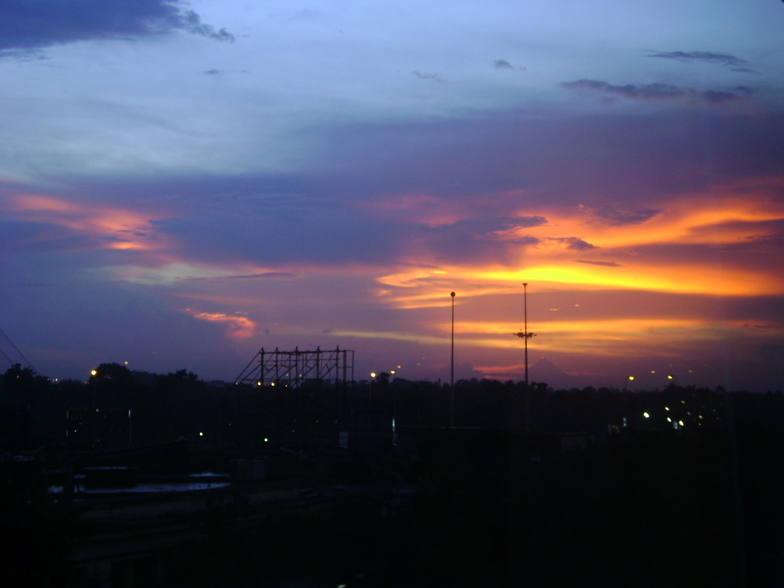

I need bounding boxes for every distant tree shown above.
[1,363,49,401]
[87,362,134,410]
[2,363,36,395]
[376,372,390,390]
[159,369,199,385]
[89,362,133,383]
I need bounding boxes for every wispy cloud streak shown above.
[648,50,753,72]
[563,79,753,105]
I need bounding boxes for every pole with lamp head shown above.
[513,283,536,432]
[450,291,455,428]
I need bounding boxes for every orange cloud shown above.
[376,184,784,307]
[7,193,168,252]
[186,310,258,340]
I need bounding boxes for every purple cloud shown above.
[596,208,661,226]
[0,0,233,52]
[548,237,597,251]
[563,80,686,100]
[563,79,753,106]
[648,51,753,73]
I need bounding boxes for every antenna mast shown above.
[513,283,536,386]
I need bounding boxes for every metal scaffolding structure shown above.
[234,346,354,390]
[226,347,356,450]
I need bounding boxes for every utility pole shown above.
[513,283,536,432]
[514,283,536,386]
[450,291,455,428]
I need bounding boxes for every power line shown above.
[0,326,36,372]
[0,347,15,368]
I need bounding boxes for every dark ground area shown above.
[1,364,782,586]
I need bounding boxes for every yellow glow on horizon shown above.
[476,263,777,296]
[378,256,778,308]
[330,329,448,346]
[326,315,783,361]
[380,285,517,309]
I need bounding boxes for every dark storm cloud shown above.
[648,51,753,73]
[548,237,597,251]
[562,79,752,105]
[0,0,234,52]
[595,208,661,226]
[493,59,513,70]
[575,260,621,267]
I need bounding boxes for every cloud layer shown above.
[1,0,783,390]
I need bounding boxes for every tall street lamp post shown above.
[514,283,536,433]
[624,375,634,427]
[514,283,536,386]
[450,291,455,428]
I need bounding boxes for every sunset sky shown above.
[2,0,783,391]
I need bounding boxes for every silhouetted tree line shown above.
[2,361,784,586]
[0,362,758,452]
